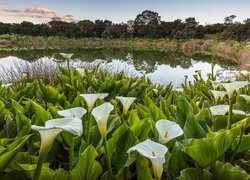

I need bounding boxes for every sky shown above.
[0,0,249,24]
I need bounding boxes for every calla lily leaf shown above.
[70,145,102,180]
[183,127,240,168]
[179,168,213,180]
[0,134,32,173]
[211,161,250,180]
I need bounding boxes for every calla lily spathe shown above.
[80,93,109,112]
[91,102,114,138]
[173,88,184,92]
[210,80,221,89]
[32,118,82,180]
[32,117,83,153]
[220,81,249,98]
[59,53,73,59]
[209,105,245,116]
[1,83,13,88]
[57,107,87,119]
[127,139,168,179]
[156,119,183,144]
[210,90,227,101]
[116,96,137,114]
[240,94,250,103]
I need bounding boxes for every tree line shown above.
[0,10,250,41]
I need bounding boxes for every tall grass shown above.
[0,58,60,84]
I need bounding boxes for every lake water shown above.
[0,48,237,87]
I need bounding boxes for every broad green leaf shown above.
[166,141,188,179]
[211,161,250,180]
[15,110,31,137]
[184,113,206,139]
[232,134,250,154]
[149,104,166,122]
[0,134,32,173]
[183,127,240,168]
[112,130,137,168]
[30,100,51,124]
[104,124,129,157]
[9,152,38,170]
[136,154,152,180]
[195,108,212,131]
[176,96,193,128]
[70,145,102,180]
[128,110,140,126]
[178,168,213,180]
[0,170,27,180]
[130,119,151,141]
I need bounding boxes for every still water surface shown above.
[0,48,237,87]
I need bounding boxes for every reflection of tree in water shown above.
[0,48,236,72]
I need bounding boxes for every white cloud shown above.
[0,6,74,23]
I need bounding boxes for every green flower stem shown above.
[121,114,129,126]
[227,98,233,129]
[69,137,75,170]
[86,112,91,145]
[229,127,244,162]
[66,59,71,82]
[33,152,47,180]
[104,137,113,179]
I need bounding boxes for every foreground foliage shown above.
[0,66,250,180]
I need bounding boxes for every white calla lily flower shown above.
[80,94,100,112]
[221,81,249,98]
[59,53,73,59]
[116,96,137,114]
[99,93,109,99]
[32,117,82,179]
[210,90,227,101]
[240,95,250,103]
[173,88,184,92]
[31,118,83,153]
[91,102,114,138]
[127,139,168,179]
[57,107,87,119]
[156,119,183,144]
[32,118,83,136]
[1,83,13,88]
[209,105,245,116]
[210,80,221,89]
[80,93,109,112]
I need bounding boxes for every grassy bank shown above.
[0,35,250,68]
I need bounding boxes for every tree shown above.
[174,17,199,39]
[0,22,11,35]
[78,20,95,37]
[224,15,236,24]
[102,23,128,38]
[94,20,112,37]
[134,10,161,37]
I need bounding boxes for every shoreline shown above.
[0,36,250,69]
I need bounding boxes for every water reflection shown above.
[0,48,237,87]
